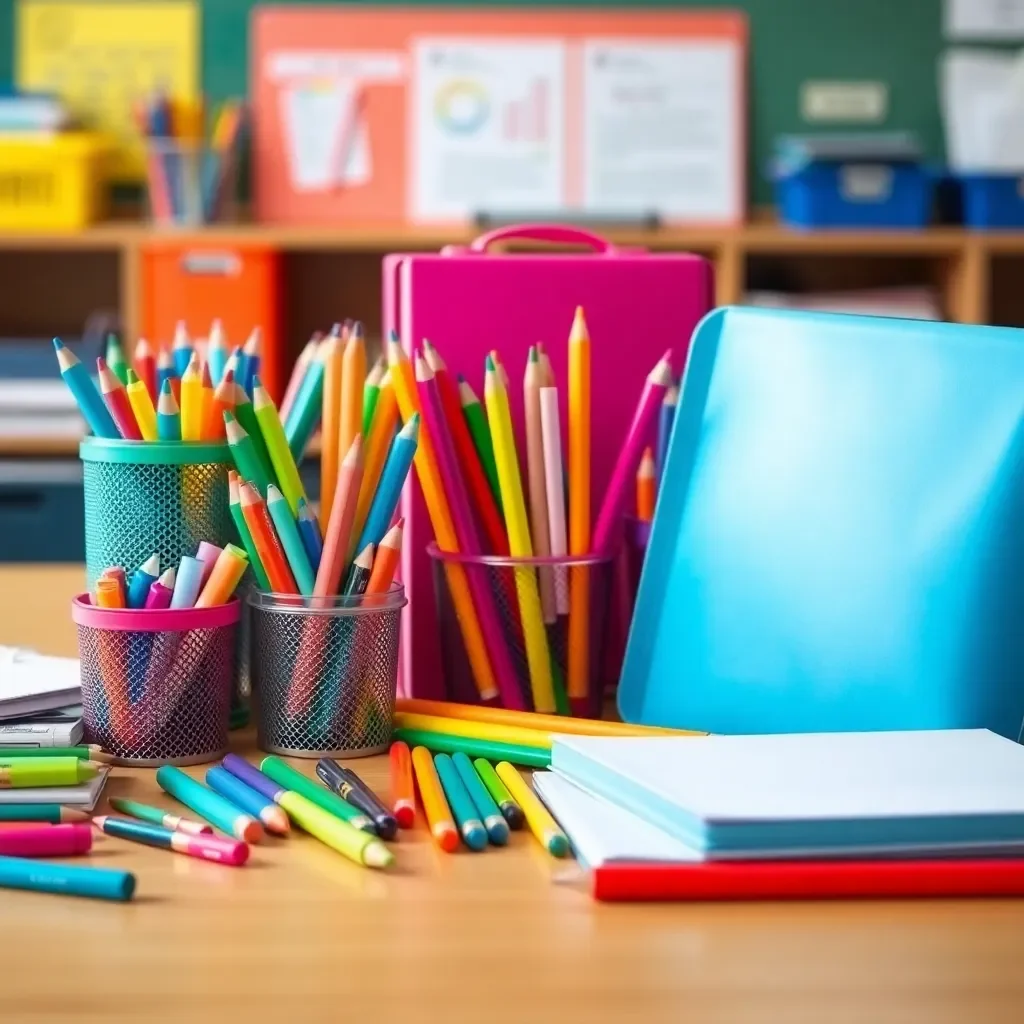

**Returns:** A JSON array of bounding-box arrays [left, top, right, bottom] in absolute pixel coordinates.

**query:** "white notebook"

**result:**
[[0, 647, 81, 721], [533, 772, 702, 869], [551, 729, 1024, 859]]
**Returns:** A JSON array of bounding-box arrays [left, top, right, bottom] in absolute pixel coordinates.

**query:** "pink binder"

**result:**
[[383, 224, 713, 700]]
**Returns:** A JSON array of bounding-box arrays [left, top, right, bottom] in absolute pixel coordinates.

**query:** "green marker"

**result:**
[[259, 756, 377, 834], [265, 484, 316, 595], [392, 727, 551, 768], [458, 376, 502, 512], [473, 758, 525, 830]]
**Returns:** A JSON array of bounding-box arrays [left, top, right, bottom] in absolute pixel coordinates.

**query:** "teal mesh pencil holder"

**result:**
[[81, 438, 234, 589]]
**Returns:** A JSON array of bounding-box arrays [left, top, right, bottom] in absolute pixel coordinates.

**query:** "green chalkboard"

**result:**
[[0, 0, 945, 204]]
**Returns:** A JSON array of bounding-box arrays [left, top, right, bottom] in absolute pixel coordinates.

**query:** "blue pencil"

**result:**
[[156, 379, 181, 441], [295, 498, 324, 571], [53, 339, 119, 439], [354, 414, 419, 552], [655, 384, 678, 482]]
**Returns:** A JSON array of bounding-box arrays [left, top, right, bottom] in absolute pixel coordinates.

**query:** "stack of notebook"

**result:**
[[540, 730, 1024, 901]]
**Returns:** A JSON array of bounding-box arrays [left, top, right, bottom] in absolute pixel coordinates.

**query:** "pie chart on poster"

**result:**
[[434, 79, 490, 134]]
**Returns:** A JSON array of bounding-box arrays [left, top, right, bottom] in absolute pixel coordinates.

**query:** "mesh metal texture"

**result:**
[[76, 621, 236, 765], [430, 552, 614, 716], [83, 458, 232, 588], [230, 580, 254, 730], [252, 597, 403, 758]]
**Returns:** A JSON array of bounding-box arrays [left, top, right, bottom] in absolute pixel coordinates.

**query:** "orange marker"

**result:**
[[636, 446, 656, 522], [194, 543, 249, 608], [389, 741, 415, 829], [411, 745, 458, 852], [238, 482, 298, 594]]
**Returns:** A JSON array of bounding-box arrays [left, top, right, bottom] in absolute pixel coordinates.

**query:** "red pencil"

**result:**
[[238, 481, 298, 594], [97, 357, 142, 440], [133, 337, 157, 402]]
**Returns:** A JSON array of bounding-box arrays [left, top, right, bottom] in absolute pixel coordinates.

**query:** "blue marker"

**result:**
[[0, 854, 136, 902]]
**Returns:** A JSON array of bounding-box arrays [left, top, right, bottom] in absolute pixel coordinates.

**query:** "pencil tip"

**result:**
[[52, 337, 63, 350], [126, 367, 139, 383], [485, 354, 495, 371]]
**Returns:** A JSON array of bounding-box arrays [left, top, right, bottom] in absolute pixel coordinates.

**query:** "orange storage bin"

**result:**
[[141, 243, 283, 399]]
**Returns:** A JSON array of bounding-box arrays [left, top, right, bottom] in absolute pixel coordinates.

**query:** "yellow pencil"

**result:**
[[567, 306, 591, 708], [484, 356, 555, 713], [387, 336, 499, 702], [350, 369, 399, 557], [338, 323, 366, 508], [319, 334, 344, 526], [393, 711, 551, 749], [495, 762, 568, 857], [180, 352, 204, 442], [125, 368, 157, 441], [410, 745, 459, 852]]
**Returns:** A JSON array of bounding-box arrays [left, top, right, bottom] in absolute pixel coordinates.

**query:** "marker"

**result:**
[[205, 766, 290, 836], [0, 759, 101, 789], [315, 760, 397, 840], [0, 823, 92, 858], [0, 856, 136, 902], [259, 756, 376, 834], [155, 765, 264, 843], [276, 791, 393, 869], [93, 815, 249, 866]]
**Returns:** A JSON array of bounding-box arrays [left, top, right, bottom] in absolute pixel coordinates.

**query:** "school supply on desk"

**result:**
[[0, 766, 108, 808], [0, 824, 92, 858], [315, 760, 397, 840], [108, 797, 212, 836], [410, 745, 458, 852], [473, 758, 524, 830], [0, 647, 81, 721], [259, 757, 375, 834], [394, 728, 551, 768], [206, 766, 290, 836], [385, 227, 713, 705], [550, 730, 1024, 860], [0, 745, 113, 762], [620, 308, 1024, 737], [434, 752, 487, 851], [156, 765, 263, 843], [0, 707, 83, 747], [495, 761, 568, 858], [0, 855, 136, 902], [452, 752, 509, 846], [0, 805, 90, 824], [389, 741, 416, 829], [0, 758, 100, 789], [93, 815, 250, 867]]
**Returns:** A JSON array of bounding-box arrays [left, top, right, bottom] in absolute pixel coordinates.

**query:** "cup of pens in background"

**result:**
[[136, 94, 245, 227], [71, 543, 247, 765]]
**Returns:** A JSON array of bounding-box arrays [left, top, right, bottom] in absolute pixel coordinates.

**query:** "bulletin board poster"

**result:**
[[16, 0, 200, 181], [252, 7, 747, 227]]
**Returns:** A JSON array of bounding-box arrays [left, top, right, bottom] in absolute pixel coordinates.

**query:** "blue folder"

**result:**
[[619, 307, 1024, 739]]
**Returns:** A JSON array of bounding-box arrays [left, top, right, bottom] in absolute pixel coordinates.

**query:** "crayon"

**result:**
[[205, 766, 290, 835], [410, 745, 458, 852], [495, 761, 569, 856], [0, 824, 92, 858], [125, 368, 158, 441], [393, 728, 551, 768], [0, 759, 101, 788], [277, 790, 393, 869], [389, 741, 415, 829], [259, 757, 376, 834], [156, 379, 181, 441], [472, 758, 525, 830], [295, 498, 324, 571], [452, 752, 509, 845], [266, 484, 316, 595], [315, 759, 397, 840], [170, 555, 204, 609], [53, 339, 119, 439], [127, 554, 160, 609], [0, 855, 136, 901], [253, 381, 308, 514], [109, 797, 212, 835], [97, 357, 142, 440], [433, 753, 487, 851], [155, 765, 264, 843], [0, 805, 91, 824]]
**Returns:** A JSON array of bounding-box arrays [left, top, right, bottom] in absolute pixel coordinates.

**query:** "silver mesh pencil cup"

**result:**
[[250, 585, 406, 758]]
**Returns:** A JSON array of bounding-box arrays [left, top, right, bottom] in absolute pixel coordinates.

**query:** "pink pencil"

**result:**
[[415, 355, 526, 710], [591, 352, 674, 554]]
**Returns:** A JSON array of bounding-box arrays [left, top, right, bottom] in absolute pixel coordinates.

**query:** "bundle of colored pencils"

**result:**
[[53, 320, 263, 443], [232, 321, 413, 599], [635, 381, 678, 523], [383, 308, 673, 717]]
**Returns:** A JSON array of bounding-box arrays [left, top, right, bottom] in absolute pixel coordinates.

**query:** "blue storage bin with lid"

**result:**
[[771, 133, 932, 229], [959, 174, 1024, 228]]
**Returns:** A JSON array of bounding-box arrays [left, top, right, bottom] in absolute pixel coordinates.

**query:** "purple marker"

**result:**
[[221, 754, 286, 805], [195, 541, 223, 588]]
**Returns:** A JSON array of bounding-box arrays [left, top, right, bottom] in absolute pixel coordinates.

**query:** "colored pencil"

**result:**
[[484, 356, 555, 712], [284, 337, 328, 459], [316, 759, 397, 840], [389, 741, 415, 829], [232, 386, 277, 491], [179, 352, 203, 441], [224, 412, 274, 496], [0, 745, 113, 763], [205, 766, 290, 835], [452, 751, 509, 845], [495, 761, 568, 856], [415, 356, 525, 710], [353, 414, 419, 553], [365, 519, 402, 595], [221, 755, 289, 806], [394, 712, 553, 750], [313, 436, 363, 597], [207, 318, 228, 384], [342, 543, 373, 596], [279, 336, 319, 424], [156, 379, 181, 441], [388, 335, 499, 702], [194, 543, 248, 607], [350, 370, 399, 558], [53, 339, 120, 439], [105, 333, 130, 386], [410, 745, 458, 852], [172, 320, 192, 377], [0, 805, 91, 824], [338, 323, 366, 515], [393, 727, 551, 768], [656, 383, 678, 481], [125, 368, 157, 441], [205, 368, 235, 441], [253, 381, 308, 515], [536, 341, 555, 387], [592, 351, 673, 553], [170, 555, 204, 608], [458, 376, 502, 512], [241, 327, 262, 395], [295, 498, 324, 571], [238, 482, 297, 594], [198, 361, 216, 440], [157, 345, 178, 404], [258, 757, 376, 834], [280, 790, 393, 869], [434, 753, 487, 851], [424, 342, 508, 555], [144, 568, 175, 610], [0, 856, 135, 902], [97, 357, 142, 440], [133, 337, 157, 402], [538, 385, 570, 616], [523, 346, 556, 621], [156, 765, 264, 843], [567, 306, 591, 710], [227, 471, 272, 590], [266, 484, 316, 595], [127, 553, 159, 609], [319, 333, 344, 526], [108, 797, 212, 835], [472, 758, 525, 830], [94, 814, 249, 866], [636, 446, 656, 522], [362, 355, 385, 436], [0, 759, 100, 788]]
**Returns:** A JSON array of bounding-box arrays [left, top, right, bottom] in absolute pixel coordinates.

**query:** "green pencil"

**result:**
[[392, 728, 551, 768], [0, 745, 114, 762], [253, 382, 308, 515], [0, 758, 101, 788], [231, 387, 277, 490], [228, 471, 272, 589], [458, 376, 502, 512], [362, 356, 385, 436], [259, 757, 377, 834], [0, 804, 91, 823], [265, 483, 315, 595], [224, 411, 275, 496], [105, 333, 130, 386], [473, 758, 525, 829]]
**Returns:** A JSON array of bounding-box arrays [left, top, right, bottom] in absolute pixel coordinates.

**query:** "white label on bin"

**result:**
[[839, 164, 893, 203], [181, 252, 242, 276]]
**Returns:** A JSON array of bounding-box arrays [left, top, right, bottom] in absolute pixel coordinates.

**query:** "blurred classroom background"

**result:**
[[2, 0, 1023, 562]]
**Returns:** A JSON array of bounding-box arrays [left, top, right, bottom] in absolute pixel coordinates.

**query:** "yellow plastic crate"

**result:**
[[0, 132, 108, 230]]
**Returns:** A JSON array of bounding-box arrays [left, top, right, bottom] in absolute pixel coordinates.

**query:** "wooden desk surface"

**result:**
[[2, 565, 1023, 1024]]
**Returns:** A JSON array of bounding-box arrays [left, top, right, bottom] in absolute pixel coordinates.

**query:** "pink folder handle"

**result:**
[[445, 224, 623, 257]]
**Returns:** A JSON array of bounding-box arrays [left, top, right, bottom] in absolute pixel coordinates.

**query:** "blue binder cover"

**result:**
[[618, 307, 1024, 739]]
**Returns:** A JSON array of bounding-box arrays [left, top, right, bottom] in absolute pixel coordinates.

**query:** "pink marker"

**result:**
[[0, 823, 93, 858], [144, 568, 176, 610], [195, 542, 224, 587], [93, 816, 250, 867]]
